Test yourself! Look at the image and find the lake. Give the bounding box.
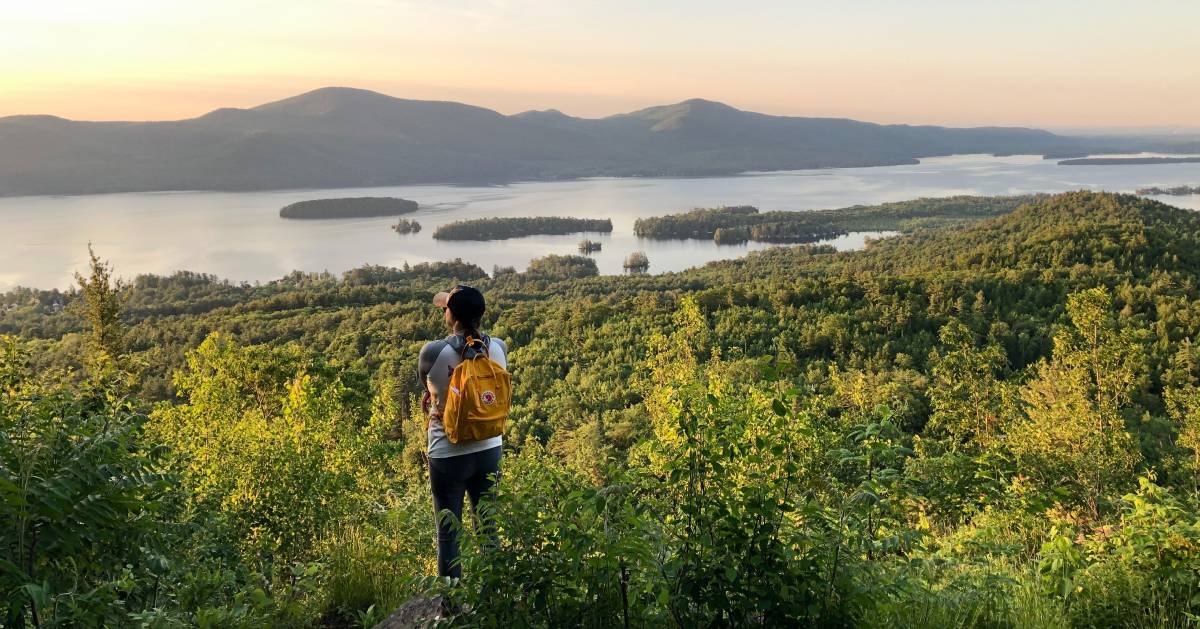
[2,153,1199,290]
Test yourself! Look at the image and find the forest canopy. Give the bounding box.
[8,192,1200,627]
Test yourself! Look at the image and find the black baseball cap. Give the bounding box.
[433,284,485,321]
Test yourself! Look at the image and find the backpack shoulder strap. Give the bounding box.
[460,334,490,359]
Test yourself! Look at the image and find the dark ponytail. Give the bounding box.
[459,315,486,353]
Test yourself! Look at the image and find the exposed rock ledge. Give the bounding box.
[372,595,444,628]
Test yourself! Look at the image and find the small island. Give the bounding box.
[623,251,650,273]
[525,254,599,280]
[392,219,421,234]
[279,196,419,219]
[1136,185,1200,196]
[578,239,602,253]
[432,217,613,241]
[1059,157,1200,166]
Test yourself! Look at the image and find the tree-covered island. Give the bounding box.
[578,239,602,253]
[279,196,419,219]
[392,218,421,234]
[432,216,613,240]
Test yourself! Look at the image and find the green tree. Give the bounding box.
[1008,288,1145,518]
[150,334,398,564]
[1165,384,1200,492]
[0,335,168,626]
[73,245,126,377]
[927,318,1011,449]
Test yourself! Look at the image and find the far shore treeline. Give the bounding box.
[1060,156,1200,166]
[432,216,613,240]
[1137,185,1200,196]
[279,196,419,219]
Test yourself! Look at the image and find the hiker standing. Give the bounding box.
[418,284,511,579]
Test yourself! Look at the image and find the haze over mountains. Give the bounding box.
[0,86,1137,196]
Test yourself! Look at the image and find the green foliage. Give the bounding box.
[8,192,1200,625]
[0,335,169,626]
[321,484,433,622]
[927,318,1012,448]
[1008,287,1146,518]
[449,319,861,626]
[1038,478,1200,627]
[644,373,828,625]
[1166,376,1200,492]
[452,447,660,627]
[149,334,401,564]
[74,244,127,377]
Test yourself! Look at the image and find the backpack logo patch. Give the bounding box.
[481,390,497,405]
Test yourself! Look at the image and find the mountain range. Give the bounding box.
[0,87,1131,196]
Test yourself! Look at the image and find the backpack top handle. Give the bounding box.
[461,334,489,358]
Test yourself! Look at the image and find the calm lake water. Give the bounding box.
[2,153,1199,290]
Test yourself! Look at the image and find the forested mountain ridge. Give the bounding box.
[8,192,1200,626]
[0,86,1101,195]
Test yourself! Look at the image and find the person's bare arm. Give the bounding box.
[417,341,443,414]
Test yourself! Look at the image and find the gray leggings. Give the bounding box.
[429,446,502,578]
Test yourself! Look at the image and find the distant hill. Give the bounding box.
[0,86,1105,196]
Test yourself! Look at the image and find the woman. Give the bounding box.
[418,284,507,579]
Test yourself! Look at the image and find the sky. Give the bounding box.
[1,0,1197,128]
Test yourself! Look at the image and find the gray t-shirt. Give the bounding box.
[418,333,508,459]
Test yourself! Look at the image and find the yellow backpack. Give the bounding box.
[442,337,511,444]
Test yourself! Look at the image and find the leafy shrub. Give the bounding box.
[149,334,401,565]
[321,484,434,622]
[0,335,170,626]
[452,446,661,627]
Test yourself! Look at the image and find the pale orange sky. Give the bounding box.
[2,0,1197,127]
